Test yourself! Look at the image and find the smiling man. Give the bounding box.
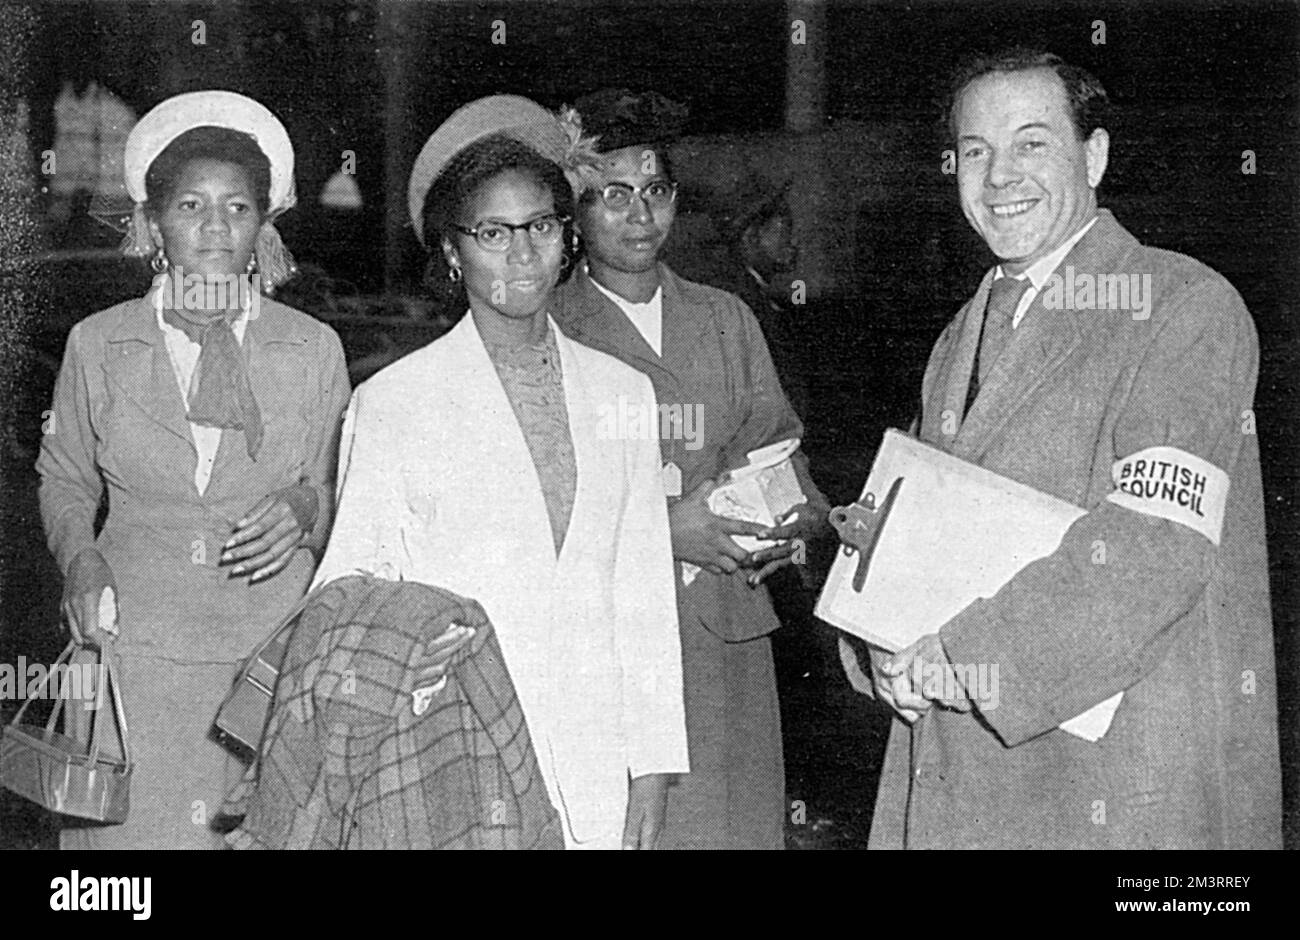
[955,66,1106,276]
[840,48,1281,848]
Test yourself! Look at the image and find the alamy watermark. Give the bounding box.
[1040,265,1151,320]
[596,395,703,451]
[1,657,105,709]
[157,267,262,318]
[915,660,1001,710]
[50,870,151,920]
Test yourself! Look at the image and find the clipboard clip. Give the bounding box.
[828,475,904,592]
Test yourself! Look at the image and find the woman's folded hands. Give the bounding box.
[221,484,320,582]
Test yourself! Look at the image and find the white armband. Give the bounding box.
[1105,446,1229,545]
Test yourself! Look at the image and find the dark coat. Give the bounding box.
[727,267,810,420]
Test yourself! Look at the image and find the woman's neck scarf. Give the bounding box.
[162,302,263,459]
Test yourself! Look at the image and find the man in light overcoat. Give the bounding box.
[841,48,1282,849]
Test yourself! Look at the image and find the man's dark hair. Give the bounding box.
[145,126,272,217]
[943,47,1110,142]
[421,133,577,293]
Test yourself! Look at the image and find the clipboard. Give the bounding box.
[816,429,1122,741]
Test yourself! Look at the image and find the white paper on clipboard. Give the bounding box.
[816,429,1123,742]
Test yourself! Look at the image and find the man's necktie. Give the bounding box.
[967,275,1032,413]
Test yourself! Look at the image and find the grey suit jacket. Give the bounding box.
[37,293,350,661]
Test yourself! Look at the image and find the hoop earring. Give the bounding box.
[448,264,462,284]
[150,247,169,274]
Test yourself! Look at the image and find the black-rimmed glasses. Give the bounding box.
[453,213,570,252]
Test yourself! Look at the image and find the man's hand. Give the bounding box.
[668,476,769,575]
[622,773,671,849]
[880,634,973,716]
[867,645,920,722]
[62,547,118,649]
[744,504,828,587]
[222,485,319,582]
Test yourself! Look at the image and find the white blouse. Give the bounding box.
[151,284,249,494]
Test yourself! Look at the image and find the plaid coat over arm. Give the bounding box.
[229,574,563,850]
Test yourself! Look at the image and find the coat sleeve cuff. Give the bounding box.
[628,749,691,780]
[940,599,1068,747]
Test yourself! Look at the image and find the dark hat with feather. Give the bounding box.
[566,88,689,154]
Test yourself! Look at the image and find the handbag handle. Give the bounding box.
[7,640,131,769]
[88,639,131,769]
[7,640,75,730]
[245,584,320,664]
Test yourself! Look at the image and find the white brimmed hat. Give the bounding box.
[92,90,299,292]
[124,90,295,211]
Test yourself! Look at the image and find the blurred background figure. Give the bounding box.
[705,175,809,418]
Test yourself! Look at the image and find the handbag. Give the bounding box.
[0,639,132,823]
[214,590,315,754]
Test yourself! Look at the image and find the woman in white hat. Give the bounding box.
[311,95,689,849]
[38,90,351,849]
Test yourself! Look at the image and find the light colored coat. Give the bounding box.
[38,293,350,662]
[312,313,689,849]
[843,210,1281,849]
[37,291,349,848]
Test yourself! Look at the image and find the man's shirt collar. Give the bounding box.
[996,214,1099,289]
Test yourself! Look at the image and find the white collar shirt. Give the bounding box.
[996,214,1099,329]
[588,267,664,357]
[151,280,250,494]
